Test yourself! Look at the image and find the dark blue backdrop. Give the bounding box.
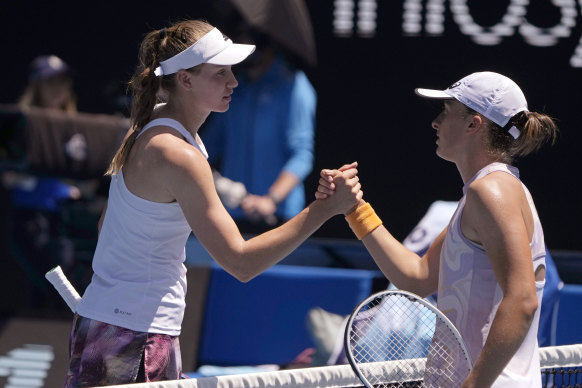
[1,1,580,250]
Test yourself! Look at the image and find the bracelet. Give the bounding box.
[345,202,382,240]
[267,192,282,205]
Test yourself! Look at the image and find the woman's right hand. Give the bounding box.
[315,162,358,200]
[315,162,363,215]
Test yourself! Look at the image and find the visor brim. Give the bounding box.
[207,43,256,66]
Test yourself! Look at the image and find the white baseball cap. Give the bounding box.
[154,28,256,76]
[415,71,528,139]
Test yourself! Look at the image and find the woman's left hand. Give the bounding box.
[315,162,358,200]
[316,163,363,215]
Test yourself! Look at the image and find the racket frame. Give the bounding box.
[344,289,473,388]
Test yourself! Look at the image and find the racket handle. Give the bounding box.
[45,266,81,313]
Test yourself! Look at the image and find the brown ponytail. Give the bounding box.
[509,111,559,158]
[105,19,214,175]
[466,107,559,163]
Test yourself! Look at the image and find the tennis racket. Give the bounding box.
[45,265,81,313]
[344,289,472,388]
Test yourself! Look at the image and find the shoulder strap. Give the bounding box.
[136,118,208,159]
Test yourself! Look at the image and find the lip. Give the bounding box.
[223,95,232,102]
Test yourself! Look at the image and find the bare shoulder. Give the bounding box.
[465,171,522,209]
[142,126,208,174]
[130,126,212,199]
[462,171,524,242]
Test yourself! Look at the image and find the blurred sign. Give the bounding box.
[0,318,71,388]
[334,0,377,37]
[334,0,582,67]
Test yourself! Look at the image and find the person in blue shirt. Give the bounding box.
[201,30,316,229]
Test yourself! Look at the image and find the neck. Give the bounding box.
[445,130,500,184]
[456,151,500,184]
[154,99,209,137]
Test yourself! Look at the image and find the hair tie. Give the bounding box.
[180,28,188,43]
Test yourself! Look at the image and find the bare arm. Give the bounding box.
[361,225,444,296]
[316,167,442,296]
[460,174,538,388]
[168,150,362,282]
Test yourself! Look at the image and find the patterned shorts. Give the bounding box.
[64,314,182,387]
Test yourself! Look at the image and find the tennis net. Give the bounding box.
[104,343,582,388]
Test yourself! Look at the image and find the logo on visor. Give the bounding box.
[448,81,461,89]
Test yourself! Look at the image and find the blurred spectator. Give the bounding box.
[202,26,316,231]
[18,55,77,113]
[2,55,81,310]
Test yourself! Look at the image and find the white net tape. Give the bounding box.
[102,344,582,388]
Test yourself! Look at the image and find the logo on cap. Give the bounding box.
[448,81,461,89]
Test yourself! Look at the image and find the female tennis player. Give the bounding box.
[65,19,362,387]
[318,71,558,388]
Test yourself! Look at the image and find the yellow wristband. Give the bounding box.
[345,202,382,240]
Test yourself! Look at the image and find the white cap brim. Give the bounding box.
[154,28,256,76]
[207,43,256,66]
[414,88,454,99]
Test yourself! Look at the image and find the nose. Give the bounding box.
[227,70,239,89]
[431,112,442,130]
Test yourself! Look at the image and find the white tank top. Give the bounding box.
[77,118,208,336]
[438,162,545,387]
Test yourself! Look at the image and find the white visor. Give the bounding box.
[154,28,256,76]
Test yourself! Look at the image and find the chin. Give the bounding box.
[435,148,449,161]
[436,150,455,163]
[213,105,230,113]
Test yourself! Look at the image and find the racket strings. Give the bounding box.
[424,320,472,386]
[347,293,471,388]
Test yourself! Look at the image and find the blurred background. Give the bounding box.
[0,1,581,386]
[2,1,580,248]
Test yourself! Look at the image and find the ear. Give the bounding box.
[466,114,483,134]
[175,69,193,91]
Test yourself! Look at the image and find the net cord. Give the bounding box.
[102,344,582,388]
[540,344,582,369]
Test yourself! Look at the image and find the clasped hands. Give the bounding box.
[315,161,365,216]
